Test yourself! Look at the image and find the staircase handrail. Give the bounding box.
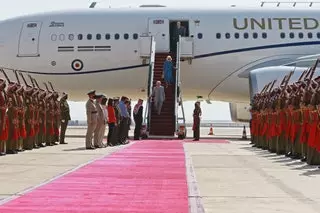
[143,36,155,130]
[175,36,182,132]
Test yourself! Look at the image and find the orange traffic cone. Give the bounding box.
[208,124,214,135]
[242,125,247,140]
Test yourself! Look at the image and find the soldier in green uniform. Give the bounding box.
[45,91,55,146]
[0,78,8,156]
[53,92,61,143]
[59,92,70,144]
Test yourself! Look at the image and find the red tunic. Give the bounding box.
[307,110,318,148]
[11,107,20,140]
[300,109,309,144]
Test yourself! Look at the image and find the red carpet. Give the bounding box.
[0,141,188,213]
[183,139,230,143]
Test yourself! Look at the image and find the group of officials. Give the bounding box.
[0,77,71,156]
[85,90,144,149]
[250,60,320,168]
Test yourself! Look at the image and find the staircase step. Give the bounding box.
[149,52,178,137]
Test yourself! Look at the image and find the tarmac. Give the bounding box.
[1,127,320,212]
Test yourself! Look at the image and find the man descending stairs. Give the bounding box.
[149,53,176,136]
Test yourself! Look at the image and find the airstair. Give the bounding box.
[142,36,188,138]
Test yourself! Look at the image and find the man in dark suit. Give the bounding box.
[133,99,143,140]
[172,21,186,53]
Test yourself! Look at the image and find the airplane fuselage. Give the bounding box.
[0,7,320,102]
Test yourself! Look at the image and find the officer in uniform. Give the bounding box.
[45,91,55,146]
[53,92,60,143]
[93,94,106,148]
[59,92,70,144]
[85,90,97,149]
[0,78,8,156]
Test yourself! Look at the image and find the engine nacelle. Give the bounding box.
[249,65,320,100]
[229,102,251,122]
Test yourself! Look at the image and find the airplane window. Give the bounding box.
[225,33,230,39]
[244,33,249,39]
[105,34,110,40]
[68,34,74,41]
[280,32,285,39]
[198,33,203,39]
[253,32,258,39]
[87,34,92,40]
[308,32,313,39]
[317,32,320,38]
[298,32,304,39]
[78,34,83,40]
[262,32,267,39]
[96,34,101,40]
[133,33,138,39]
[51,34,57,41]
[289,32,294,38]
[124,33,129,40]
[115,34,120,40]
[216,33,221,39]
[59,34,65,41]
[234,33,239,39]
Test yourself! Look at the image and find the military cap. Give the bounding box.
[113,97,120,100]
[94,94,103,99]
[87,90,95,95]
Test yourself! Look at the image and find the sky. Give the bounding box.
[1,0,307,121]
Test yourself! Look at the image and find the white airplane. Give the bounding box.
[0,4,320,122]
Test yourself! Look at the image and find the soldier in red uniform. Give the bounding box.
[6,82,19,154]
[16,84,27,152]
[37,89,47,147]
[23,85,36,150]
[0,78,8,156]
[32,87,40,149]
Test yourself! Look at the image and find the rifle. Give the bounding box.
[281,70,294,97]
[299,69,307,81]
[32,77,41,89]
[19,72,30,87]
[261,82,270,93]
[302,59,320,101]
[43,82,50,91]
[0,68,12,84]
[13,70,21,85]
[28,74,36,88]
[48,81,55,91]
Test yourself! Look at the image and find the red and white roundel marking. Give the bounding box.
[71,59,83,71]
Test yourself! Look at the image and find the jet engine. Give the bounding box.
[229,102,251,122]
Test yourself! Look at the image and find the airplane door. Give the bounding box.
[148,18,170,52]
[18,21,42,57]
